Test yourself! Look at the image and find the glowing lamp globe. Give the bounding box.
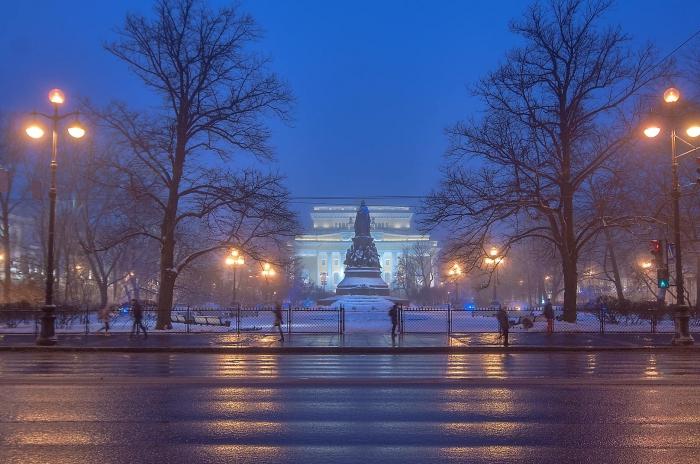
[26,124,45,139]
[67,124,86,139]
[687,126,700,138]
[644,126,661,138]
[48,88,65,105]
[663,87,680,103]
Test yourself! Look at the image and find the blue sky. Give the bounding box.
[1,0,699,215]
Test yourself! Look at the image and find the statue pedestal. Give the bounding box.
[336,267,390,296]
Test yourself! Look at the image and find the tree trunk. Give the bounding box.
[561,183,578,322]
[695,255,700,310]
[604,230,625,301]
[561,254,578,322]
[1,206,10,303]
[156,233,176,330]
[155,133,185,330]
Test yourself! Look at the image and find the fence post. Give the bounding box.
[186,306,191,333]
[236,304,241,334]
[399,305,404,334]
[600,306,605,334]
[85,307,89,335]
[448,304,452,334]
[341,305,345,334]
[287,305,292,335]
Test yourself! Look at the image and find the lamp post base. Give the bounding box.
[36,304,57,346]
[671,305,694,346]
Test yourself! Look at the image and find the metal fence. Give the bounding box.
[400,306,700,334]
[1,304,699,335]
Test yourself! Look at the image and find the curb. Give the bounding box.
[1,345,698,354]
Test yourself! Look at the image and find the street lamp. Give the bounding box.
[261,262,276,302]
[225,248,245,307]
[642,87,700,345]
[484,247,504,305]
[447,263,462,305]
[26,89,86,346]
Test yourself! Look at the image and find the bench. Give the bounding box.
[170,314,230,327]
[193,316,231,327]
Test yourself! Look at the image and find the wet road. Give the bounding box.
[1,352,699,463]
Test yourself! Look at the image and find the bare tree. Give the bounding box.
[422,0,664,320]
[0,115,27,302]
[99,0,294,328]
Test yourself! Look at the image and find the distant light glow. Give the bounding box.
[48,88,65,105]
[26,125,44,139]
[687,126,700,138]
[644,126,661,138]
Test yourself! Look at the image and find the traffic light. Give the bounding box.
[657,268,670,289]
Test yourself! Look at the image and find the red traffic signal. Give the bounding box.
[649,240,661,255]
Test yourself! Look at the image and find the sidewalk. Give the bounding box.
[1,332,697,353]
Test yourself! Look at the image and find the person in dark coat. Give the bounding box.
[273,303,284,342]
[543,298,555,335]
[130,299,148,338]
[388,304,399,338]
[497,306,509,347]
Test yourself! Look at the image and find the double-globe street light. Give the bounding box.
[26,89,86,346]
[643,87,700,345]
[225,248,245,307]
[261,262,276,302]
[447,263,462,306]
[484,247,504,306]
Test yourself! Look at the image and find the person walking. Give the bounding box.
[96,305,111,336]
[388,304,399,338]
[497,305,509,347]
[273,303,284,342]
[543,298,555,335]
[130,299,148,338]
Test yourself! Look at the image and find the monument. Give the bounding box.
[335,201,391,296]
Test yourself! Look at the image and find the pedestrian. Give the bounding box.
[543,298,555,335]
[130,299,148,338]
[96,305,111,336]
[273,303,284,342]
[388,303,399,338]
[497,305,509,347]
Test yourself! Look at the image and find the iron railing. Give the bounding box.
[0,304,697,335]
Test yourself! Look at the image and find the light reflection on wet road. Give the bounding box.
[1,352,699,463]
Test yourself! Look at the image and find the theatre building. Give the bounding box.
[294,205,439,291]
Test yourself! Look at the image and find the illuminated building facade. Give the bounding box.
[294,205,439,292]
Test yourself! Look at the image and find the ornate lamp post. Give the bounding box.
[261,262,276,302]
[225,248,245,307]
[447,263,462,305]
[26,89,86,346]
[484,247,504,306]
[643,87,700,345]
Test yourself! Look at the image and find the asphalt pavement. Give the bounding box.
[1,351,699,463]
[2,332,695,352]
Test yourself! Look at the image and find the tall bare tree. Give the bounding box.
[100,0,294,328]
[423,0,664,320]
[0,114,29,302]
